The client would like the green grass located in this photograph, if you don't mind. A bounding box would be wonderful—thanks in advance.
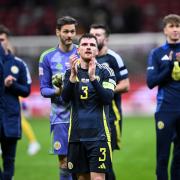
[5,116,156,180]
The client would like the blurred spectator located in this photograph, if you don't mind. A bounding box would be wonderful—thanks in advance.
[0,0,179,35]
[122,4,143,33]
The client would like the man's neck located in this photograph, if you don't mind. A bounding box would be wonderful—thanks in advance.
[80,59,89,69]
[98,46,108,56]
[59,43,73,52]
[167,38,180,44]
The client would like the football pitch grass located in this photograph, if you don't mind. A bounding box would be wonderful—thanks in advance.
[11,116,156,180]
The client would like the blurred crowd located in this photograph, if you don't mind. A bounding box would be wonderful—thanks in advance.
[0,0,179,35]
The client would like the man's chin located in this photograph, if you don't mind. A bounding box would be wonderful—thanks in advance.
[65,41,73,45]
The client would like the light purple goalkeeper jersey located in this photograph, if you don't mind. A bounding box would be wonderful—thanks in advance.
[39,45,77,124]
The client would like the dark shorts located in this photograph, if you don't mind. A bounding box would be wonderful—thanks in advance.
[67,141,112,174]
[50,123,69,155]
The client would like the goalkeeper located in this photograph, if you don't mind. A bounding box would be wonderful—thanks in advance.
[146,14,180,180]
[39,16,78,180]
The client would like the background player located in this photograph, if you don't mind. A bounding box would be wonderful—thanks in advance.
[146,14,180,180]
[21,106,41,156]
[90,24,130,180]
[0,32,5,180]
[39,16,78,180]
[0,24,31,179]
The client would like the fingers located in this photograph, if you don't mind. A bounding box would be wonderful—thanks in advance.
[169,51,173,60]
[4,75,16,87]
[70,54,79,62]
[88,59,96,81]
[70,54,79,68]
[176,52,180,62]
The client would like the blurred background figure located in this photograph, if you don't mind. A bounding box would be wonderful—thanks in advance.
[146,14,180,180]
[0,101,41,156]
[21,101,41,156]
[0,24,31,180]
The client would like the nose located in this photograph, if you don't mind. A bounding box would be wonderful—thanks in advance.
[67,32,74,37]
[86,44,91,49]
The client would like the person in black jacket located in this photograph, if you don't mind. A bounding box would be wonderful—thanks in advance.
[0,24,31,180]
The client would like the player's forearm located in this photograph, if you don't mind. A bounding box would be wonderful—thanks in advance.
[40,87,57,98]
[91,79,114,105]
[114,79,130,93]
[61,80,75,102]
[9,83,31,97]
[147,68,172,89]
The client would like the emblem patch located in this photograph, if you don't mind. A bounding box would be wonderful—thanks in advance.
[11,66,19,74]
[54,141,61,150]
[68,162,73,170]
[157,121,164,130]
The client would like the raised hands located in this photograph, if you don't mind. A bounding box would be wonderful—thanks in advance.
[69,54,79,83]
[88,58,96,81]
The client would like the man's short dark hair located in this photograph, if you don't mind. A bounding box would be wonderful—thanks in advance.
[0,24,11,36]
[78,33,98,45]
[90,24,110,37]
[56,16,78,30]
[163,14,180,28]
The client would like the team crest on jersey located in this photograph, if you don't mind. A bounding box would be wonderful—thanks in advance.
[54,141,61,150]
[81,78,89,83]
[56,63,63,70]
[157,121,164,130]
[95,76,100,81]
[68,162,73,170]
[11,66,19,74]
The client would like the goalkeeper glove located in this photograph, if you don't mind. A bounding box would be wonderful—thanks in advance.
[171,61,180,81]
[52,73,63,88]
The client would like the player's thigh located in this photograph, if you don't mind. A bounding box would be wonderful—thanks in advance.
[51,123,69,155]
[91,172,105,180]
[67,142,89,173]
[85,141,112,174]
[77,173,90,180]
[155,112,176,150]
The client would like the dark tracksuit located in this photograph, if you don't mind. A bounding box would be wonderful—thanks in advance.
[0,48,31,180]
[147,42,180,180]
[0,44,5,180]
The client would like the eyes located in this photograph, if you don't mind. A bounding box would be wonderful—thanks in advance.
[167,23,180,28]
[0,38,5,42]
[62,30,76,34]
[80,43,97,47]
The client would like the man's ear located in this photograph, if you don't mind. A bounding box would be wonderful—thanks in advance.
[56,29,60,36]
[163,27,167,36]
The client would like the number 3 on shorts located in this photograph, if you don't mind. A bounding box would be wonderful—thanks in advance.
[99,148,106,162]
